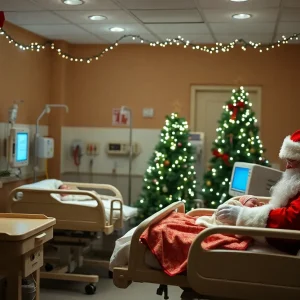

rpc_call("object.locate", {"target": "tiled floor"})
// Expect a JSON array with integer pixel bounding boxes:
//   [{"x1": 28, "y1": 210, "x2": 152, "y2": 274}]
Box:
[{"x1": 41, "y1": 278, "x2": 183, "y2": 300}]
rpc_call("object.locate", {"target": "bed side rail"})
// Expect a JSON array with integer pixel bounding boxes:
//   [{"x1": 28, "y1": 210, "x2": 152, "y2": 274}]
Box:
[
  {"x1": 63, "y1": 181, "x2": 123, "y2": 201},
  {"x1": 192, "y1": 225, "x2": 300, "y2": 248},
  {"x1": 62, "y1": 183, "x2": 125, "y2": 229},
  {"x1": 110, "y1": 199, "x2": 123, "y2": 230},
  {"x1": 188, "y1": 225, "x2": 300, "y2": 299},
  {"x1": 9, "y1": 187, "x2": 123, "y2": 230},
  {"x1": 9, "y1": 188, "x2": 104, "y2": 205},
  {"x1": 8, "y1": 187, "x2": 110, "y2": 232}
]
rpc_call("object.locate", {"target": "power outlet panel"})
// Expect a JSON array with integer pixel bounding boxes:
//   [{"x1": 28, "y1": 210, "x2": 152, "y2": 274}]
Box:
[{"x1": 86, "y1": 143, "x2": 100, "y2": 156}]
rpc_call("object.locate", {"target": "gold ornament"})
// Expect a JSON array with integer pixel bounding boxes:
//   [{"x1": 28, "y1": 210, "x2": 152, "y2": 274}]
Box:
[
  {"x1": 206, "y1": 180, "x2": 212, "y2": 186},
  {"x1": 250, "y1": 148, "x2": 255, "y2": 153}
]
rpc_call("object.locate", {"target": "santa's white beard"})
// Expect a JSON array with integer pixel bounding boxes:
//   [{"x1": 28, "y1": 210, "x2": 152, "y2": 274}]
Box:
[{"x1": 270, "y1": 168, "x2": 300, "y2": 208}]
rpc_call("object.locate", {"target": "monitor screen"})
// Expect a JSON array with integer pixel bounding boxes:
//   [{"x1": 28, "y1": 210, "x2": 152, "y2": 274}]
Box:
[
  {"x1": 231, "y1": 167, "x2": 250, "y2": 193},
  {"x1": 16, "y1": 132, "x2": 28, "y2": 162}
]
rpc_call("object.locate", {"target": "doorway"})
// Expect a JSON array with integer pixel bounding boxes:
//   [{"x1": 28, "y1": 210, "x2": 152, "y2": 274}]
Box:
[{"x1": 190, "y1": 85, "x2": 262, "y2": 179}]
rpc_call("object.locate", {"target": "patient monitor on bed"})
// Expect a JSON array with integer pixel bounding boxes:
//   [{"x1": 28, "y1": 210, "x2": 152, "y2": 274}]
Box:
[
  {"x1": 229, "y1": 162, "x2": 283, "y2": 197},
  {"x1": 8, "y1": 127, "x2": 30, "y2": 168}
]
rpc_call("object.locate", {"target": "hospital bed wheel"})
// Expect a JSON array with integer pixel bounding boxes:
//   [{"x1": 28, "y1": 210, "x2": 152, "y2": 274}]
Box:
[
  {"x1": 85, "y1": 283, "x2": 96, "y2": 295},
  {"x1": 44, "y1": 263, "x2": 54, "y2": 272}
]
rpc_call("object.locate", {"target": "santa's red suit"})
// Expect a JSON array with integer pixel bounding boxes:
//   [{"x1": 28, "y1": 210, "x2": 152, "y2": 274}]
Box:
[{"x1": 218, "y1": 129, "x2": 300, "y2": 255}]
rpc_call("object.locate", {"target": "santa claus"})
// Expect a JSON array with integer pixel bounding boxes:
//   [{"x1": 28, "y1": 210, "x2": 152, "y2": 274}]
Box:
[{"x1": 216, "y1": 129, "x2": 300, "y2": 255}]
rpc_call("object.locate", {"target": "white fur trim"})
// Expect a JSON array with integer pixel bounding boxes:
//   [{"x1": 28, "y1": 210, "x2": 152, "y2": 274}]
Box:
[
  {"x1": 196, "y1": 199, "x2": 243, "y2": 228},
  {"x1": 236, "y1": 204, "x2": 273, "y2": 228},
  {"x1": 236, "y1": 204, "x2": 274, "y2": 244},
  {"x1": 279, "y1": 135, "x2": 300, "y2": 161}
]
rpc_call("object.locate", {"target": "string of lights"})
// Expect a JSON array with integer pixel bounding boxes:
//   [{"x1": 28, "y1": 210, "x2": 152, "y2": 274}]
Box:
[{"x1": 0, "y1": 26, "x2": 299, "y2": 64}]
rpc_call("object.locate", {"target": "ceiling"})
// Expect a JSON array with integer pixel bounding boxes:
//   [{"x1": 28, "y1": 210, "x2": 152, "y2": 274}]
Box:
[{"x1": 1, "y1": 0, "x2": 300, "y2": 45}]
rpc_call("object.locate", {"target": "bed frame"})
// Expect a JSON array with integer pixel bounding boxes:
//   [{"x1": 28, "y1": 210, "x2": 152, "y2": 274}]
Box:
[
  {"x1": 113, "y1": 200, "x2": 300, "y2": 300},
  {"x1": 7, "y1": 181, "x2": 125, "y2": 295}
]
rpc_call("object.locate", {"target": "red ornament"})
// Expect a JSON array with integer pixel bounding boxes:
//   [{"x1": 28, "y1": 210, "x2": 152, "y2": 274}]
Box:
[
  {"x1": 227, "y1": 101, "x2": 245, "y2": 120},
  {"x1": 178, "y1": 142, "x2": 182, "y2": 147},
  {"x1": 164, "y1": 160, "x2": 170, "y2": 167},
  {"x1": 212, "y1": 149, "x2": 230, "y2": 166},
  {"x1": 0, "y1": 11, "x2": 5, "y2": 28}
]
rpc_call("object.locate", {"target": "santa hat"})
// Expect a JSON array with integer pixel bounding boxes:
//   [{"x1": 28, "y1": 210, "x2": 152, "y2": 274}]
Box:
[{"x1": 279, "y1": 129, "x2": 300, "y2": 161}]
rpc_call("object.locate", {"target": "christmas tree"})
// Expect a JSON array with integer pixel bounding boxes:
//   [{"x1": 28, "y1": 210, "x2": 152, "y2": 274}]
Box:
[
  {"x1": 134, "y1": 113, "x2": 198, "y2": 224},
  {"x1": 200, "y1": 86, "x2": 270, "y2": 208}
]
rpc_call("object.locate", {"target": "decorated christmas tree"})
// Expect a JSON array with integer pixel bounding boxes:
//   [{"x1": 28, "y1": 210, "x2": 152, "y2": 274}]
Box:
[
  {"x1": 200, "y1": 86, "x2": 270, "y2": 208},
  {"x1": 134, "y1": 113, "x2": 198, "y2": 224}
]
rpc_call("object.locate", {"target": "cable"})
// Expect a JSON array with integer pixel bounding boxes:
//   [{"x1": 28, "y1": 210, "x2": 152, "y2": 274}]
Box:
[
  {"x1": 89, "y1": 158, "x2": 94, "y2": 183},
  {"x1": 73, "y1": 145, "x2": 81, "y2": 166},
  {"x1": 21, "y1": 275, "x2": 37, "y2": 300},
  {"x1": 45, "y1": 159, "x2": 48, "y2": 179}
]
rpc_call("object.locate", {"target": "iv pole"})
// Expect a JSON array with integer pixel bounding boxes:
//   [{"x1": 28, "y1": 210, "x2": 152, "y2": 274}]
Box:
[
  {"x1": 120, "y1": 106, "x2": 133, "y2": 206},
  {"x1": 34, "y1": 104, "x2": 69, "y2": 182}
]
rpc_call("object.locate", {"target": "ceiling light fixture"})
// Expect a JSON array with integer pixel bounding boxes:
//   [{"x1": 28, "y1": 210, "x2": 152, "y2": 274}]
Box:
[
  {"x1": 110, "y1": 27, "x2": 125, "y2": 32},
  {"x1": 230, "y1": 0, "x2": 248, "y2": 2},
  {"x1": 88, "y1": 15, "x2": 107, "y2": 21},
  {"x1": 232, "y1": 13, "x2": 252, "y2": 19},
  {"x1": 62, "y1": 0, "x2": 84, "y2": 5}
]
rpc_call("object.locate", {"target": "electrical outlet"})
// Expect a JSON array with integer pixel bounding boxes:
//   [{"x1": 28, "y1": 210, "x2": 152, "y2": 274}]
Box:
[
  {"x1": 143, "y1": 108, "x2": 154, "y2": 118},
  {"x1": 86, "y1": 143, "x2": 100, "y2": 156}
]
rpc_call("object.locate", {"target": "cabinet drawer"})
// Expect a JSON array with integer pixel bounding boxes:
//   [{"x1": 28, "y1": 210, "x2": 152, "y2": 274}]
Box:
[
  {"x1": 22, "y1": 246, "x2": 43, "y2": 277},
  {"x1": 0, "y1": 227, "x2": 53, "y2": 256},
  {"x1": 21, "y1": 227, "x2": 53, "y2": 255}
]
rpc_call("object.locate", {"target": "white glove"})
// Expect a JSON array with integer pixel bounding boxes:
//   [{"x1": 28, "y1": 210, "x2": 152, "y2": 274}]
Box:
[{"x1": 215, "y1": 205, "x2": 242, "y2": 225}]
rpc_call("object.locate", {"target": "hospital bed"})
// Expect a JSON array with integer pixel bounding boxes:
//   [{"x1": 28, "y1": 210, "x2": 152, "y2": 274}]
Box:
[
  {"x1": 112, "y1": 201, "x2": 300, "y2": 300},
  {"x1": 6, "y1": 179, "x2": 137, "y2": 295}
]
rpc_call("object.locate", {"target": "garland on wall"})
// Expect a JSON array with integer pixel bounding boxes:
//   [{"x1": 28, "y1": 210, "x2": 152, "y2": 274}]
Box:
[{"x1": 1, "y1": 11, "x2": 299, "y2": 64}]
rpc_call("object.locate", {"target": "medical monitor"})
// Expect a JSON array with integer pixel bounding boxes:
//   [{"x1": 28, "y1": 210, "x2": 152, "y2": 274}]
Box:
[
  {"x1": 8, "y1": 127, "x2": 30, "y2": 168},
  {"x1": 229, "y1": 162, "x2": 283, "y2": 197}
]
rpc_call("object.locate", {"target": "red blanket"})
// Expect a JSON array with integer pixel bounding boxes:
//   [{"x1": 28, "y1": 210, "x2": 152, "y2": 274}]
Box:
[{"x1": 140, "y1": 211, "x2": 252, "y2": 276}]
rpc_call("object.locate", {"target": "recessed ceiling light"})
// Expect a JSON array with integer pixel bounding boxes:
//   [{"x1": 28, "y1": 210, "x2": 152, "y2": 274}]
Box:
[
  {"x1": 230, "y1": 0, "x2": 248, "y2": 2},
  {"x1": 110, "y1": 27, "x2": 125, "y2": 32},
  {"x1": 62, "y1": 0, "x2": 84, "y2": 5},
  {"x1": 88, "y1": 15, "x2": 107, "y2": 21},
  {"x1": 232, "y1": 13, "x2": 252, "y2": 19}
]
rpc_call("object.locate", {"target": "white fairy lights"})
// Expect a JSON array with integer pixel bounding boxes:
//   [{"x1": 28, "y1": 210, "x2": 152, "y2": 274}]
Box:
[{"x1": 0, "y1": 27, "x2": 299, "y2": 64}]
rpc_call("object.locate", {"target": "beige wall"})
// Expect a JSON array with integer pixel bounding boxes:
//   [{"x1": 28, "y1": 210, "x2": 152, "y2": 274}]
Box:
[
  {"x1": 1, "y1": 22, "x2": 300, "y2": 174},
  {"x1": 65, "y1": 44, "x2": 300, "y2": 168},
  {"x1": 0, "y1": 22, "x2": 51, "y2": 125}
]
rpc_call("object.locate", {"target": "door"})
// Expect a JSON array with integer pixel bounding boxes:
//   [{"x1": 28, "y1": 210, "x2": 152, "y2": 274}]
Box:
[{"x1": 191, "y1": 87, "x2": 261, "y2": 179}]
